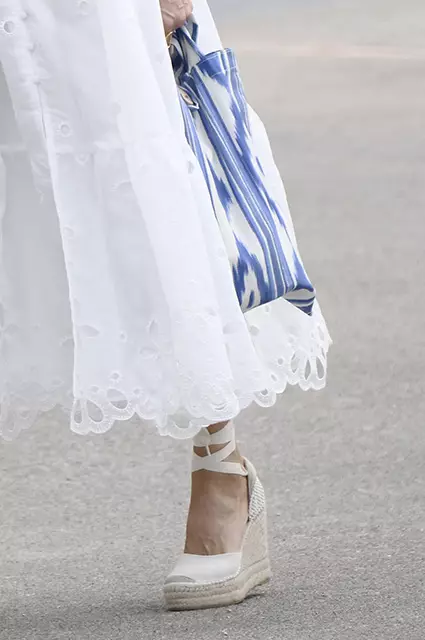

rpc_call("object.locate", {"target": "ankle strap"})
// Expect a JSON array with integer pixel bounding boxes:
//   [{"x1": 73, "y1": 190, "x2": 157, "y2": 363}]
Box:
[{"x1": 192, "y1": 423, "x2": 248, "y2": 476}]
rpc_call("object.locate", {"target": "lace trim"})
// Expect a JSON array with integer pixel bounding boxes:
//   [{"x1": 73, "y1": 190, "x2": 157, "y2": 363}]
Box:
[{"x1": 0, "y1": 304, "x2": 331, "y2": 442}]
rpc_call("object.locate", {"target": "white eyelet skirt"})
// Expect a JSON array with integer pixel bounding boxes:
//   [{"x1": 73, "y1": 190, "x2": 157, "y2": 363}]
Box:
[{"x1": 0, "y1": 0, "x2": 331, "y2": 440}]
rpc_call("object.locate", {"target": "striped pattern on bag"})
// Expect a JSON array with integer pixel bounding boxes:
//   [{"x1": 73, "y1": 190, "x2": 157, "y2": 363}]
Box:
[{"x1": 172, "y1": 24, "x2": 316, "y2": 314}]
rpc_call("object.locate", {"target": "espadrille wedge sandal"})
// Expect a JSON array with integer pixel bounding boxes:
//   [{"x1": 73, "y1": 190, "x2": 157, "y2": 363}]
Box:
[{"x1": 164, "y1": 423, "x2": 271, "y2": 611}]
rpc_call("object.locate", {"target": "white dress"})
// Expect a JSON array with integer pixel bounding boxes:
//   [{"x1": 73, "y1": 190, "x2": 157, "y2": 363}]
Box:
[{"x1": 0, "y1": 0, "x2": 331, "y2": 441}]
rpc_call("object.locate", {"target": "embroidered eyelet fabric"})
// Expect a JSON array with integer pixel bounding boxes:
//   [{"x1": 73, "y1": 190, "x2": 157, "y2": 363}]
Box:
[{"x1": 0, "y1": 0, "x2": 331, "y2": 441}]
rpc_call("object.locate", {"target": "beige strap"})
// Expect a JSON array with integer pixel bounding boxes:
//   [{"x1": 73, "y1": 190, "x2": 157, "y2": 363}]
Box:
[{"x1": 192, "y1": 422, "x2": 247, "y2": 476}]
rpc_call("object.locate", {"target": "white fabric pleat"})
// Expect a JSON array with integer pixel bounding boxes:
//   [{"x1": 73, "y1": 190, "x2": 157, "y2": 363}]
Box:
[{"x1": 0, "y1": 0, "x2": 331, "y2": 440}]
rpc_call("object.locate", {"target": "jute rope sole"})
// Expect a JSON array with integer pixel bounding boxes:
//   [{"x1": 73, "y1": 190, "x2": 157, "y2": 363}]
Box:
[{"x1": 164, "y1": 556, "x2": 271, "y2": 611}]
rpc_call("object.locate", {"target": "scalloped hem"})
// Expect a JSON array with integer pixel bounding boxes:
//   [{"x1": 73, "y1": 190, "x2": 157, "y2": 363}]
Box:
[{"x1": 0, "y1": 300, "x2": 331, "y2": 442}]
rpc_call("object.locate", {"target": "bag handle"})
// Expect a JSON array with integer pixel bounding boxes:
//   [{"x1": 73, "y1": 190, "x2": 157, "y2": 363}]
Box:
[{"x1": 174, "y1": 17, "x2": 204, "y2": 70}]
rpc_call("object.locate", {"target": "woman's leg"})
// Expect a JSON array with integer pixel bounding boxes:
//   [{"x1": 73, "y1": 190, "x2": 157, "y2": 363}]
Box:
[
  {"x1": 164, "y1": 420, "x2": 270, "y2": 609},
  {"x1": 184, "y1": 421, "x2": 249, "y2": 555}
]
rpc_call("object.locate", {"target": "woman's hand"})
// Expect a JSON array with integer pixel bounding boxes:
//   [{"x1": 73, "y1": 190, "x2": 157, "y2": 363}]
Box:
[{"x1": 160, "y1": 0, "x2": 193, "y2": 35}]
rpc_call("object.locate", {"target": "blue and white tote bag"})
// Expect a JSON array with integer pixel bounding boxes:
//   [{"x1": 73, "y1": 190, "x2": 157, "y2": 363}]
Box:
[{"x1": 172, "y1": 23, "x2": 316, "y2": 314}]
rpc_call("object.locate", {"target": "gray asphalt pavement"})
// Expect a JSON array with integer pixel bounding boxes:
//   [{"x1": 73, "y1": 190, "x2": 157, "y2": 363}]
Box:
[{"x1": 1, "y1": 1, "x2": 425, "y2": 639}]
